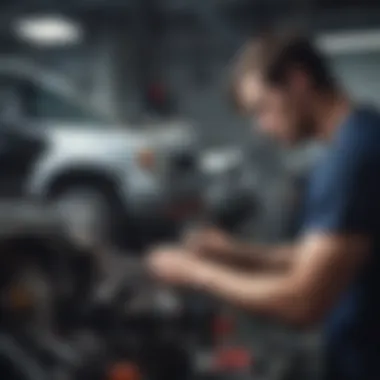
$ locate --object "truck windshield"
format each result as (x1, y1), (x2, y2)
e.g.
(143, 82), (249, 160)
(25, 84), (113, 125)
(0, 67), (116, 127)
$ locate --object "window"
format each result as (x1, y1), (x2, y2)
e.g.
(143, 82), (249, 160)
(24, 82), (103, 124)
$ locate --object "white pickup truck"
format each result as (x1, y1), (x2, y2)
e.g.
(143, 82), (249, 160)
(0, 59), (204, 249)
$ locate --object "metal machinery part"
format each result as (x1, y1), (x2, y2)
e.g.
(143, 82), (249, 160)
(0, 202), (218, 380)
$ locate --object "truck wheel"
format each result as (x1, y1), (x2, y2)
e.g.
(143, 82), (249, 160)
(50, 186), (115, 248)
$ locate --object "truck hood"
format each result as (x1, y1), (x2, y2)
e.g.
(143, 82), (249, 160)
(43, 122), (198, 152)
(45, 125), (147, 149)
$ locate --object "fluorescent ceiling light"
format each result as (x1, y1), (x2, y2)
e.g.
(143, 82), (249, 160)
(317, 30), (380, 54)
(14, 15), (83, 47)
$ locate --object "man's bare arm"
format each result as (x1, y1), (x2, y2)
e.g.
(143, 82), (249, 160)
(184, 227), (295, 271)
(191, 233), (370, 326)
(219, 243), (295, 271)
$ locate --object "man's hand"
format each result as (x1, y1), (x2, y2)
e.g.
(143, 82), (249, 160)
(146, 246), (207, 287)
(183, 226), (236, 258)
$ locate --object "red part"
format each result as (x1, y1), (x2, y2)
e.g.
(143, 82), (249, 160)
(214, 348), (252, 371)
(148, 84), (166, 103)
(107, 363), (141, 380)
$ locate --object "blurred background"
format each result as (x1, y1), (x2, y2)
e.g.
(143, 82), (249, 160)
(0, 0), (378, 379)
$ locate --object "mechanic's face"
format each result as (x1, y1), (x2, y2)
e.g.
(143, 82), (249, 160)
(237, 72), (316, 145)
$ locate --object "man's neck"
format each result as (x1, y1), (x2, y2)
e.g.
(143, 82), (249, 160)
(314, 91), (352, 141)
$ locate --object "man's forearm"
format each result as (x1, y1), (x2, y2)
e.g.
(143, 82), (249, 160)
(191, 233), (364, 327)
(194, 260), (312, 326)
(217, 243), (295, 271)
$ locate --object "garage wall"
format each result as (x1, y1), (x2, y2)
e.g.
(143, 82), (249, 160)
(163, 58), (251, 146)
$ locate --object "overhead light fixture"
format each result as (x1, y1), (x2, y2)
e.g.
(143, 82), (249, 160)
(13, 14), (83, 47)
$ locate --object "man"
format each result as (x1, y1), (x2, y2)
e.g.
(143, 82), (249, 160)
(147, 30), (380, 380)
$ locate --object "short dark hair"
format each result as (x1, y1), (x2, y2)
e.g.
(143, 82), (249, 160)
(229, 30), (336, 111)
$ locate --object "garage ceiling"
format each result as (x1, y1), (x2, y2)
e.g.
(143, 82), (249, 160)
(0, 0), (378, 36)
(1, 0), (379, 11)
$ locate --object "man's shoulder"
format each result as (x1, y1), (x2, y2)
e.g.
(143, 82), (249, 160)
(340, 106), (380, 141)
(335, 105), (380, 156)
(311, 106), (380, 182)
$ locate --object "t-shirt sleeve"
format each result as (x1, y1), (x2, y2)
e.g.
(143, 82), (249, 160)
(302, 125), (380, 236)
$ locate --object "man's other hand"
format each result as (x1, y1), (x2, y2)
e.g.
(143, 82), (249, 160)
(146, 246), (206, 287)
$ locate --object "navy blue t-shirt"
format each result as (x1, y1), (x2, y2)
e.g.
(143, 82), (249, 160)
(302, 106), (380, 380)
